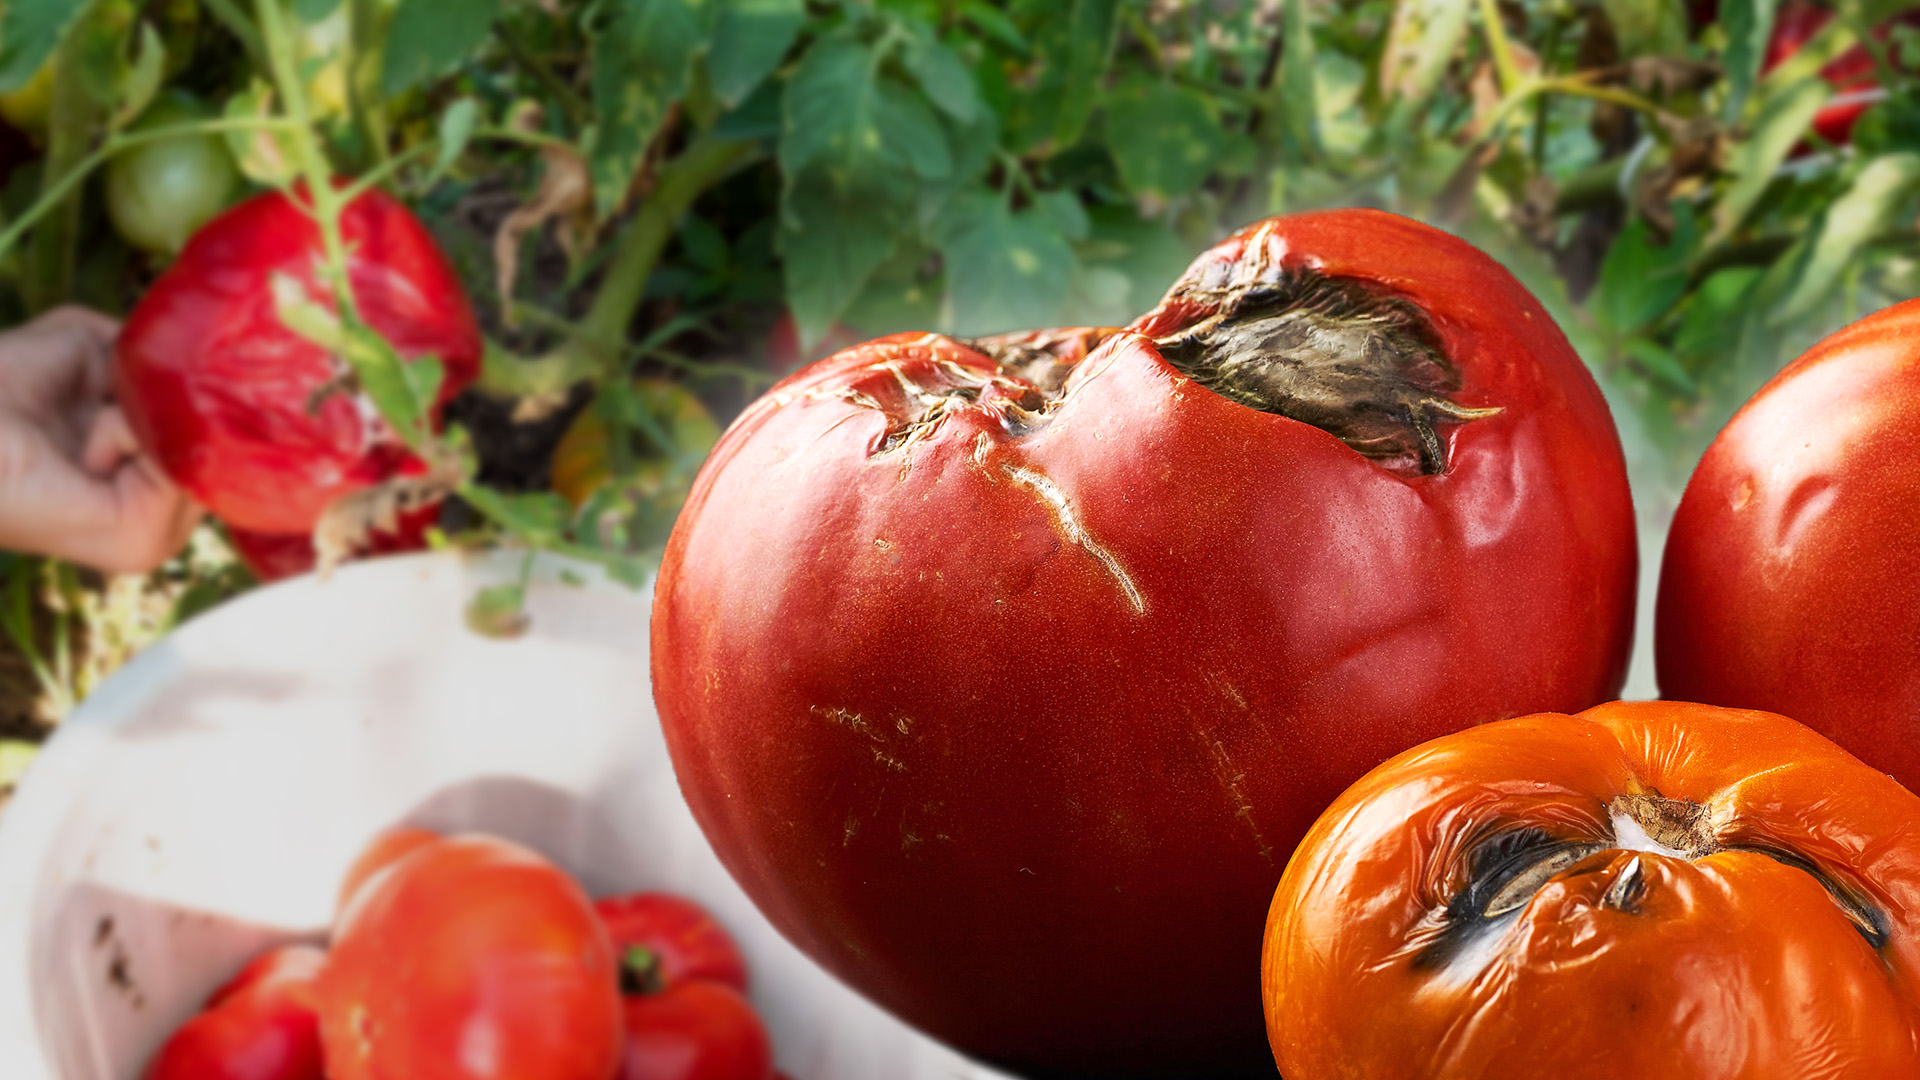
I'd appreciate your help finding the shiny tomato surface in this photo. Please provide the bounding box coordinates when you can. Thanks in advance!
[316,834,622,1080]
[115,187,481,535]
[1264,700,1920,1078]
[616,981,773,1080]
[142,945,326,1080]
[653,209,1636,1076]
[1657,298,1920,790]
[597,892,750,993]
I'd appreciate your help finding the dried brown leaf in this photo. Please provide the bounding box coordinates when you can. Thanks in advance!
[494,142,594,330]
[311,462,462,578]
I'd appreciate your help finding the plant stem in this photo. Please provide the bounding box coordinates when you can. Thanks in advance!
[496,25,592,127]
[255,0,357,318]
[23,35,100,314]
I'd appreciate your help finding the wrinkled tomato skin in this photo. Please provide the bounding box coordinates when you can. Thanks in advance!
[1263,701,1920,1078]
[142,945,327,1080]
[316,834,623,1080]
[1657,298,1920,790]
[616,981,773,1080]
[596,892,750,993]
[652,210,1636,1076]
[115,187,481,535]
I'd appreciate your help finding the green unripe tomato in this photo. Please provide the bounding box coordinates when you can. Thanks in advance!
[105,92,240,256]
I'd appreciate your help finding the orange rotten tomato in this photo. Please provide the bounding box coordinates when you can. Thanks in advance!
[1262,700,1920,1079]
[653,209,1637,1076]
[1656,298,1920,791]
[316,833,622,1080]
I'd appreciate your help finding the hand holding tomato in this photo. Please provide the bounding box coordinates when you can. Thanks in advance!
[142,945,327,1080]
[1263,701,1920,1078]
[0,306,201,573]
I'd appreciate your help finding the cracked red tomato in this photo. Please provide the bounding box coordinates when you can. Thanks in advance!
[1263,700,1920,1078]
[142,944,326,1080]
[115,187,481,544]
[316,834,622,1080]
[1657,298,1920,792]
[653,209,1637,1077]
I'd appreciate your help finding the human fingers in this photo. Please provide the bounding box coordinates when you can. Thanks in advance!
[82,405,142,475]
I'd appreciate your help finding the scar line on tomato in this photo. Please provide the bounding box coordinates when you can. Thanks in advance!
[1001,464,1146,615]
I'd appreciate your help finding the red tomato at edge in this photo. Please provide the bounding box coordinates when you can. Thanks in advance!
[316,834,623,1080]
[142,945,326,1080]
[115,186,481,538]
[596,892,750,994]
[617,981,773,1080]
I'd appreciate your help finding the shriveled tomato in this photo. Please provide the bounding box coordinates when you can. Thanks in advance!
[317,834,622,1080]
[1656,298,1920,791]
[142,944,326,1080]
[652,209,1636,1076]
[115,187,481,537]
[105,91,239,256]
[1263,700,1920,1078]
[616,981,772,1080]
[597,892,749,993]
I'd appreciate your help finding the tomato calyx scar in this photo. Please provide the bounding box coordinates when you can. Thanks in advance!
[1151,266,1500,478]
[619,944,666,997]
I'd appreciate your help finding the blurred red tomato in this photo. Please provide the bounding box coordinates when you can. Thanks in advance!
[335,826,443,912]
[116,187,481,537]
[142,945,326,1080]
[1762,0,1920,145]
[225,503,440,582]
[317,834,622,1080]
[617,981,773,1080]
[597,892,749,993]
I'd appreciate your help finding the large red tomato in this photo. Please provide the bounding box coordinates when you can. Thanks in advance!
[1263,700,1920,1078]
[115,187,481,536]
[652,209,1637,1076]
[1657,298,1920,789]
[142,945,326,1080]
[316,834,623,1080]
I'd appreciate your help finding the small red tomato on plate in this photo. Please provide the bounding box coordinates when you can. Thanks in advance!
[617,980,773,1080]
[142,944,326,1080]
[596,892,750,994]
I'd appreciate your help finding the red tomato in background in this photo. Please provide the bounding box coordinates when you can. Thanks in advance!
[115,187,481,537]
[225,504,440,582]
[596,892,750,993]
[317,834,622,1080]
[652,209,1637,1076]
[1263,701,1920,1078]
[1657,298,1920,792]
[617,981,772,1080]
[142,945,326,1080]
[334,826,443,912]
[1761,0,1920,146]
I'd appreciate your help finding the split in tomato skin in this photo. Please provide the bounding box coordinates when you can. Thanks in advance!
[1656,297,1920,792]
[141,944,327,1080]
[114,186,481,537]
[597,892,750,994]
[616,980,773,1080]
[316,833,623,1080]
[652,209,1637,1077]
[1262,700,1920,1079]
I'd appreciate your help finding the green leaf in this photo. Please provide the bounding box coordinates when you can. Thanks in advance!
[294,0,345,22]
[381,0,500,97]
[1720,0,1779,120]
[0,0,92,92]
[1104,80,1224,202]
[590,0,719,219]
[224,82,299,187]
[937,188,1076,335]
[464,583,530,638]
[339,320,434,448]
[1767,152,1920,324]
[1673,267,1763,363]
[1601,0,1687,57]
[1623,337,1694,394]
[428,98,480,187]
[1854,89,1920,155]
[1713,77,1830,241]
[1036,0,1124,148]
[1280,0,1318,153]
[781,171,900,347]
[1380,0,1471,106]
[1034,190,1089,241]
[463,488,575,544]
[708,0,803,107]
[901,19,979,122]
[959,0,1029,53]
[712,77,783,141]
[110,23,165,131]
[1594,213,1695,336]
[1081,204,1196,313]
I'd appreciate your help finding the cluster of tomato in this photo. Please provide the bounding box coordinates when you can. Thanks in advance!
[142,829,784,1080]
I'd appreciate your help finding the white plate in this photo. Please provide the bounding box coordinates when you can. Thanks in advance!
[0,550,1011,1080]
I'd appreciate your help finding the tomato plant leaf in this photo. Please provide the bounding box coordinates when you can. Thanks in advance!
[223,82,300,187]
[428,98,480,187]
[1104,80,1225,203]
[781,171,899,348]
[465,583,531,638]
[294,0,345,22]
[1602,0,1688,57]
[589,0,718,219]
[1719,0,1780,119]
[1623,337,1694,394]
[901,18,980,122]
[1029,0,1124,149]
[708,0,803,107]
[0,0,92,93]
[959,0,1030,54]
[110,23,165,131]
[937,188,1076,335]
[1766,151,1920,324]
[1082,205,1196,315]
[463,488,576,545]
[1280,0,1319,153]
[1035,189,1090,241]
[1594,213,1694,337]
[1380,0,1472,106]
[381,0,500,97]
[1713,77,1830,241]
